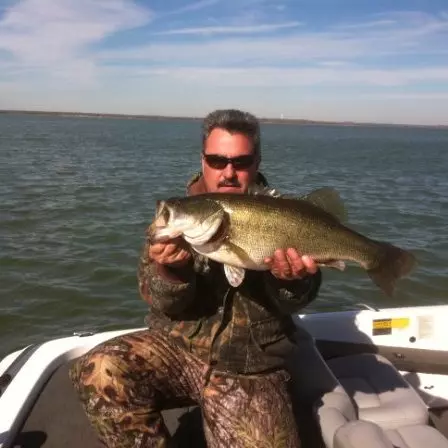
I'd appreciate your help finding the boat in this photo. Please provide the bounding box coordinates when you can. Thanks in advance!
[2,303,448,448]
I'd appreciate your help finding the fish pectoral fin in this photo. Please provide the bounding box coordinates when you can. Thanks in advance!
[184,209,225,246]
[222,241,252,286]
[300,187,347,222]
[317,260,346,271]
[224,264,246,287]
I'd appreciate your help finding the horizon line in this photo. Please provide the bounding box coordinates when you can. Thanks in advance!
[0,108,447,130]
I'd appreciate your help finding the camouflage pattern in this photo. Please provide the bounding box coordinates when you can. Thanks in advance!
[70,171,320,446]
[70,329,300,447]
[138,171,322,374]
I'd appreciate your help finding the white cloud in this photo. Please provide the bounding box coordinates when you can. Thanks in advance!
[351,92,448,101]
[3,5,447,77]
[155,21,301,35]
[99,36,367,64]
[334,19,397,30]
[318,61,348,67]
[0,0,152,82]
[162,0,220,16]
[333,11,448,49]
[107,65,448,88]
[1,4,448,124]
[100,11,448,66]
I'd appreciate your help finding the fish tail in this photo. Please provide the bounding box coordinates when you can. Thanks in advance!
[367,242,417,297]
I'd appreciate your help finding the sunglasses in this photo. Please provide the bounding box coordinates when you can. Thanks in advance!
[202,152,256,170]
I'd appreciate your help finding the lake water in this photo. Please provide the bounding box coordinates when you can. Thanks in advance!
[1,113,447,357]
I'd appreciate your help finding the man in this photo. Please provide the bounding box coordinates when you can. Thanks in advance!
[70,109,322,447]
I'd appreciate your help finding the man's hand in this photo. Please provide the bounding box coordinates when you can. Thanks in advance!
[264,248,318,281]
[149,237,191,267]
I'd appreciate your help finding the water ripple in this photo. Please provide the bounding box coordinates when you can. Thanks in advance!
[1,115,447,356]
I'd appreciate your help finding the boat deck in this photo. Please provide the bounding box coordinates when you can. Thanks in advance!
[8,309,448,448]
[15,361,325,447]
[15,361,206,448]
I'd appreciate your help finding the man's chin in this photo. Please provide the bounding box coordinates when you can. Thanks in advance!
[218,186,244,193]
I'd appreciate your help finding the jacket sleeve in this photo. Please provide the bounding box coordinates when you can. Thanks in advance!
[137,235,197,317]
[264,269,322,314]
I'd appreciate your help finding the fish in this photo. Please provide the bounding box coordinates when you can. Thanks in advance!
[149,186,416,296]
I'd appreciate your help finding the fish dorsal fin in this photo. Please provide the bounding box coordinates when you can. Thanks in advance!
[300,187,347,222]
[249,183,347,221]
[247,184,283,197]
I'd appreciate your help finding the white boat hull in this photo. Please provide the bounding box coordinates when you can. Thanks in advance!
[2,304,448,448]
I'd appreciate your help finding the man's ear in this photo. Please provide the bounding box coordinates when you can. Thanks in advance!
[201,155,206,173]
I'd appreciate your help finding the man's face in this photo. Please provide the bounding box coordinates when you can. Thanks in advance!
[202,128,259,194]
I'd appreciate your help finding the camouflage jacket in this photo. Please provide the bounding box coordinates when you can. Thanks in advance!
[138,172,322,374]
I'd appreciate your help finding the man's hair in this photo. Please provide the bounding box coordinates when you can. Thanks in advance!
[202,109,261,158]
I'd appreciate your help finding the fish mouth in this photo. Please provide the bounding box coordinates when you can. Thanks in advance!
[148,216,183,243]
[149,226,182,243]
[148,202,182,243]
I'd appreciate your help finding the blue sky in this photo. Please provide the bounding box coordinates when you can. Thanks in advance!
[0,0,447,125]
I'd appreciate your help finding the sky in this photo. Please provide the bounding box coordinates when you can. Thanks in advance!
[0,0,448,125]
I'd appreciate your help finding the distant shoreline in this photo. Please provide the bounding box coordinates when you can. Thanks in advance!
[0,109,447,129]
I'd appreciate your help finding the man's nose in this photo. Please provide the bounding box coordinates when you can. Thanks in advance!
[223,162,236,177]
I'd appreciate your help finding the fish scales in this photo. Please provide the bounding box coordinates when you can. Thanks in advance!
[212,194,378,268]
[150,189,416,296]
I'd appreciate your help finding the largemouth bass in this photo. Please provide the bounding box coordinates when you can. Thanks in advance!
[149,187,416,296]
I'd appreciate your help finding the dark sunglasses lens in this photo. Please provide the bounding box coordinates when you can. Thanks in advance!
[232,156,254,169]
[205,155,228,169]
[204,154,254,170]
